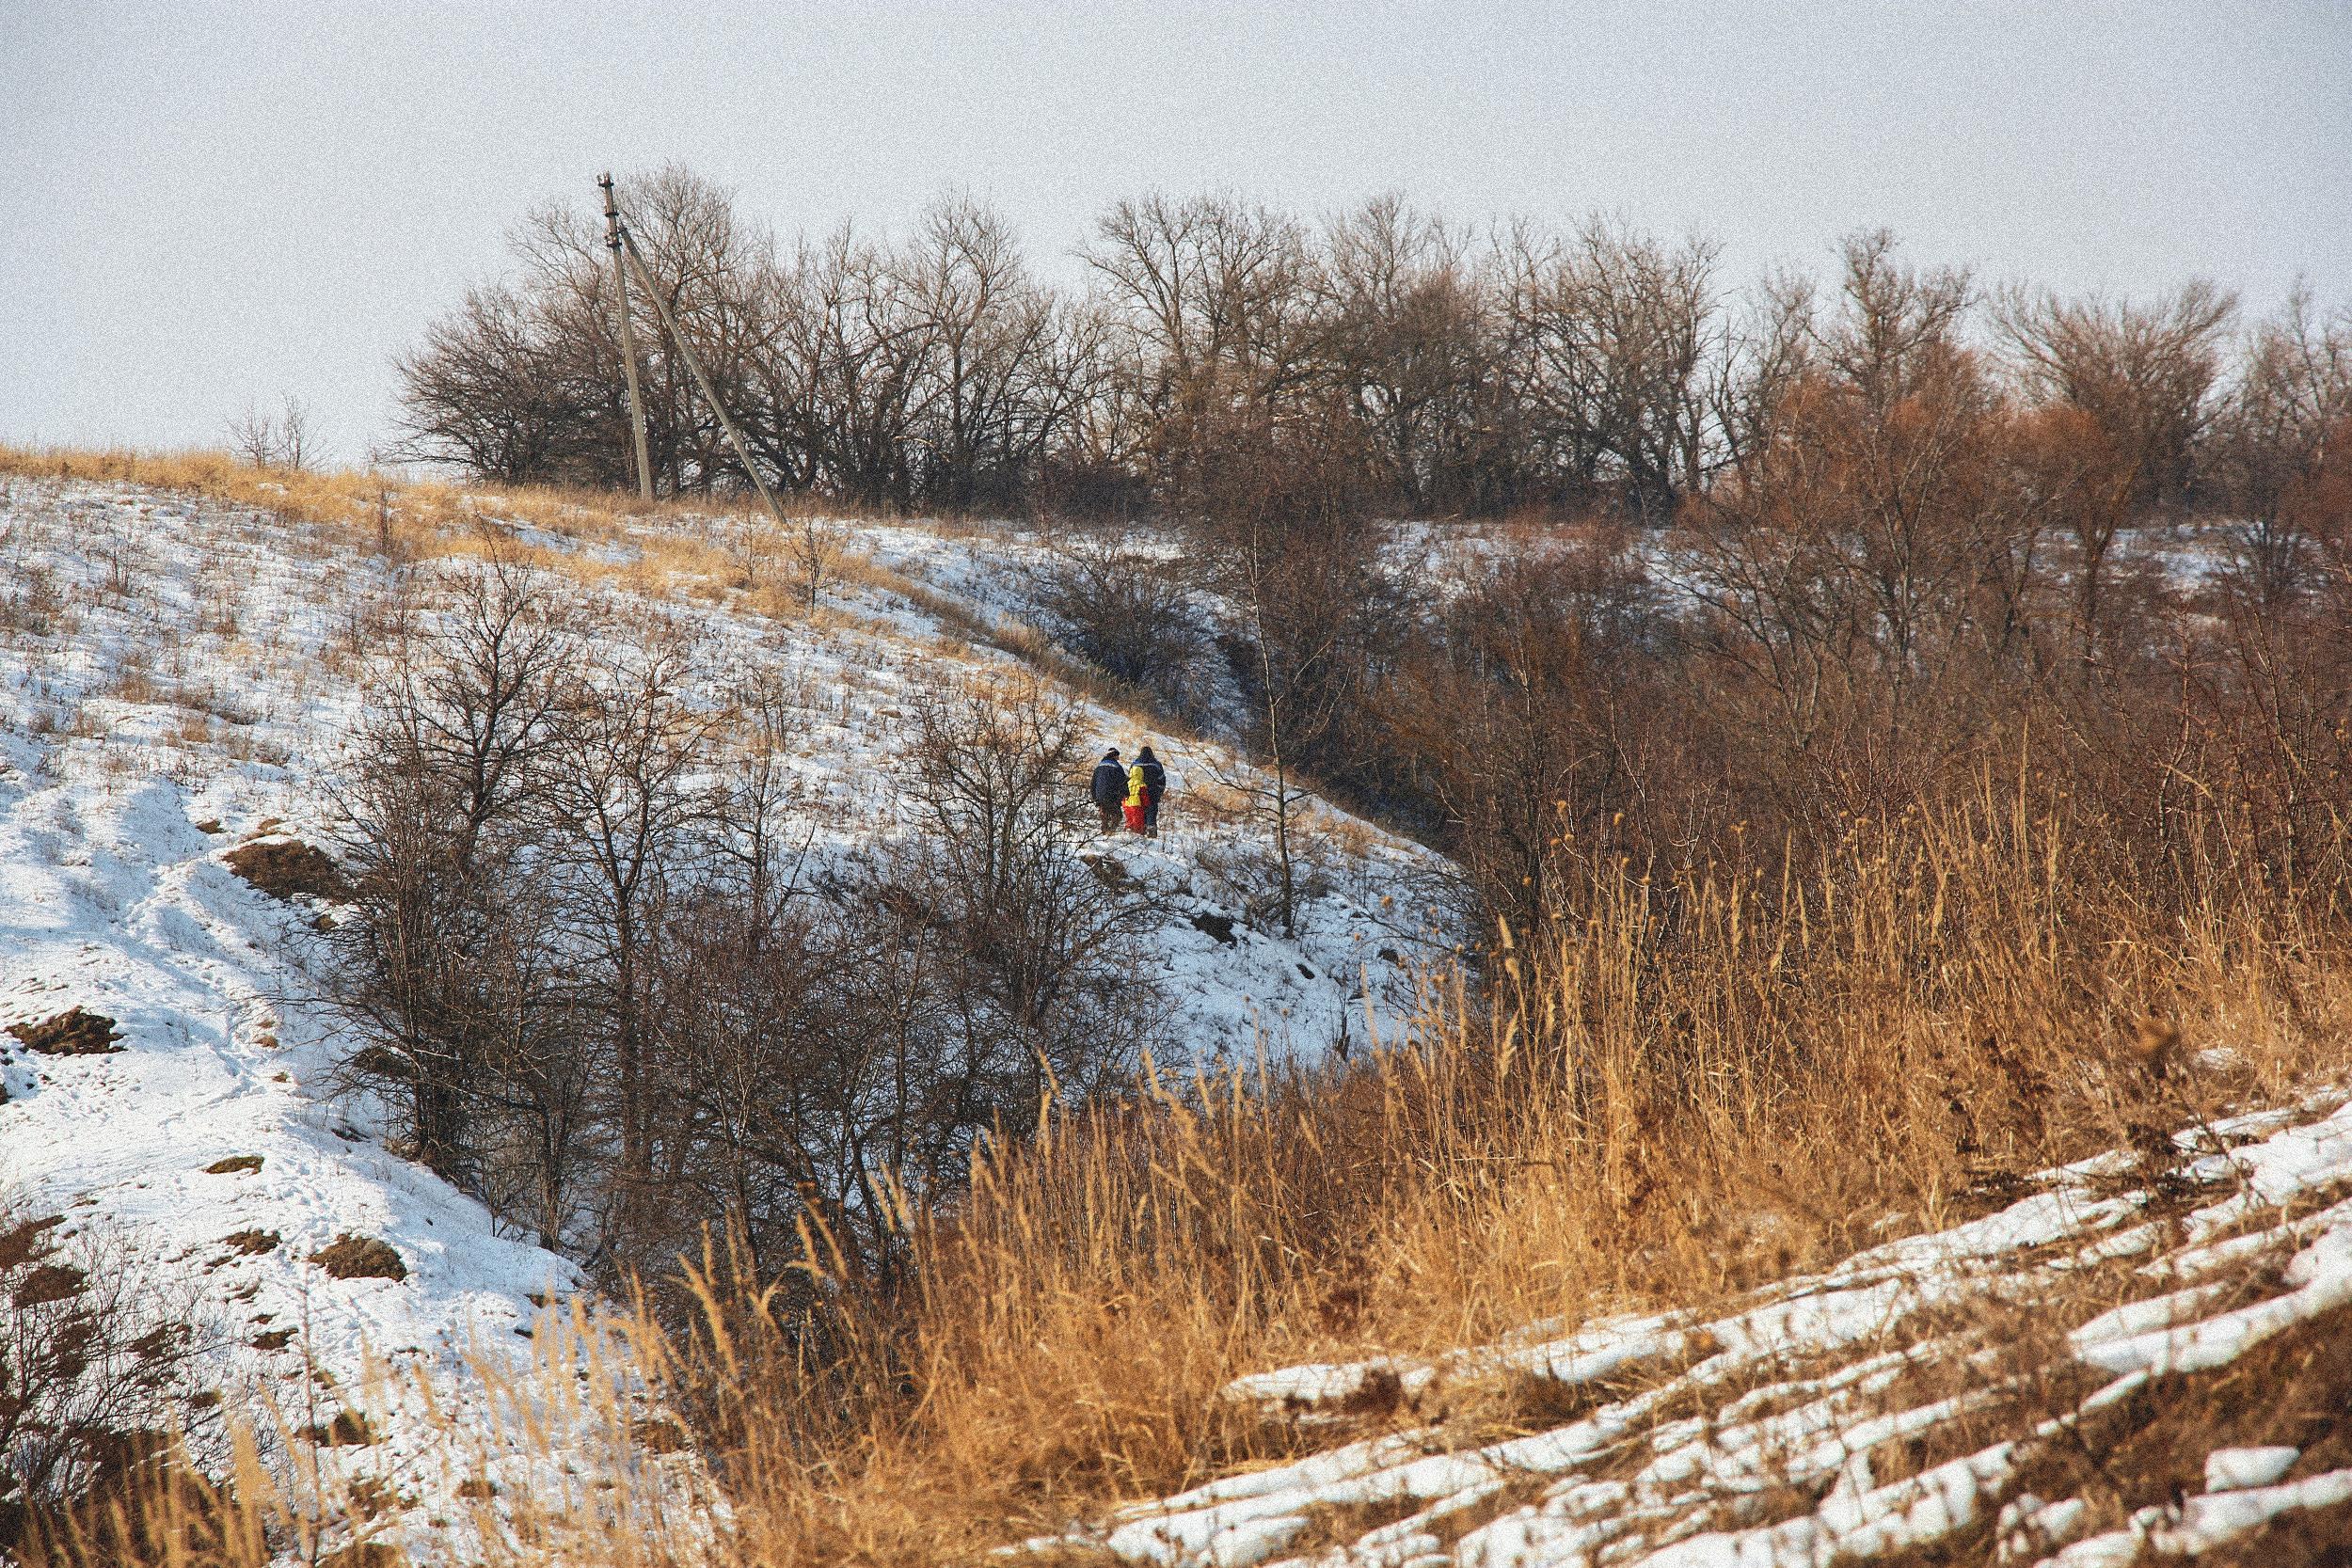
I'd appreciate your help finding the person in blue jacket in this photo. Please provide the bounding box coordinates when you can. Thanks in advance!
[1089,748,1127,832]
[1136,745,1168,837]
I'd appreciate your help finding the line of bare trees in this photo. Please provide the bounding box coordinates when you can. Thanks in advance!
[389,169,1851,518]
[396,168,2343,542]
[324,560,1159,1288]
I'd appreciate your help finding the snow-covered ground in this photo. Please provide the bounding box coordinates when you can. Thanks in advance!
[0,474,1455,1554]
[1017,1096,2352,1568]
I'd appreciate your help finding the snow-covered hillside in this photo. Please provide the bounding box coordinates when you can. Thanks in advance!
[0,473,1454,1551]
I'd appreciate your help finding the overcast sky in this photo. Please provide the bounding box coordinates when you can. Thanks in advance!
[5,1,2348,465]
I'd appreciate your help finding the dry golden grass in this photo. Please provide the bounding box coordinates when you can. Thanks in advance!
[640,779,2341,1567]
[0,444,1191,744]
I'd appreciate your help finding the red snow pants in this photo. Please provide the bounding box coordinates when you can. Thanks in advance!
[1123,802,1147,833]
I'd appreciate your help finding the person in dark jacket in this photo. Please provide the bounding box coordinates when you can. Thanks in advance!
[1089,748,1126,832]
[1136,745,1168,838]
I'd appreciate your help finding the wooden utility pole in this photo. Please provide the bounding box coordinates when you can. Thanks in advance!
[612,214,790,531]
[600,173,655,504]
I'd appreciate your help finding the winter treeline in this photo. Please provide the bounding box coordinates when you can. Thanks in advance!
[365,170,2352,1295]
[325,562,1157,1284]
[389,168,1831,518]
[396,170,2346,532]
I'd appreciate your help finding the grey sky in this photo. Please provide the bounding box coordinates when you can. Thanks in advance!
[5,1,2347,465]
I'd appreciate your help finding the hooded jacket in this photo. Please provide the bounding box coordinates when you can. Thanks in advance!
[1090,754,1128,808]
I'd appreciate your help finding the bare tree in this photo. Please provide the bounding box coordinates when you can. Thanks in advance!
[1083,194,1322,503]
[393,166,772,496]
[1186,404,1382,936]
[543,620,718,1266]
[897,193,1074,510]
[2209,285,2352,606]
[1999,277,2236,657]
[278,395,316,470]
[1319,196,1505,514]
[224,394,317,470]
[1501,217,1725,519]
[326,557,578,1216]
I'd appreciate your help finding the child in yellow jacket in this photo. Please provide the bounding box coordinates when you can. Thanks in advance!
[1122,761,1149,833]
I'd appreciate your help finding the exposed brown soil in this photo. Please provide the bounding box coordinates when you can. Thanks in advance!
[8,1008,122,1057]
[11,1261,88,1309]
[310,1234,406,1282]
[319,1545,405,1568]
[223,837,349,902]
[628,1418,691,1455]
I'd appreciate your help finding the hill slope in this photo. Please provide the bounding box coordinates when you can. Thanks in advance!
[0,467,1453,1553]
[11,463,2348,1568]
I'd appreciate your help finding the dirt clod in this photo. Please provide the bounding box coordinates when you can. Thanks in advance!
[11,1260,88,1308]
[1191,911,1238,944]
[206,1154,263,1175]
[8,1006,123,1056]
[310,1234,406,1281]
[224,837,349,902]
[306,1411,377,1448]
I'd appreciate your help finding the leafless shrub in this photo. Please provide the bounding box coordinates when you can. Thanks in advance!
[1019,531,1207,715]
[224,396,316,472]
[0,1203,225,1551]
[674,676,1165,1286]
[784,513,846,610]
